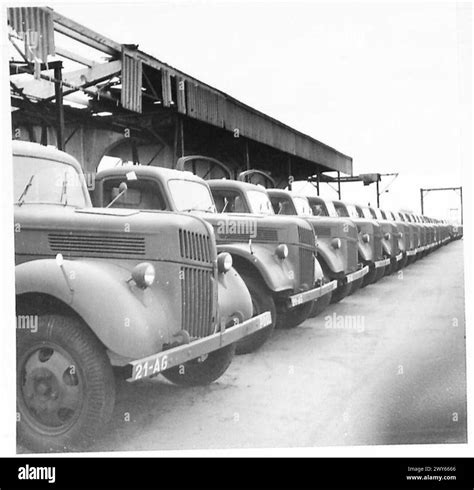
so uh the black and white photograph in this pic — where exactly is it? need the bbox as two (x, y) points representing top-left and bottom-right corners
(0, 0), (471, 466)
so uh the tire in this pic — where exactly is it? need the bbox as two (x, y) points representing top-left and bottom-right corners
(373, 265), (386, 283)
(17, 314), (115, 453)
(348, 276), (364, 295)
(330, 281), (351, 303)
(384, 259), (395, 276)
(361, 265), (377, 287)
(309, 290), (333, 317)
(235, 274), (276, 355)
(276, 301), (314, 329)
(161, 343), (235, 386)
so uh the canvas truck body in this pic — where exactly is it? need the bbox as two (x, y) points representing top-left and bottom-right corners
(92, 165), (325, 345)
(13, 141), (270, 452)
(267, 191), (368, 302)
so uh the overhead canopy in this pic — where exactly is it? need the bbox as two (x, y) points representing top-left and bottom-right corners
(8, 6), (352, 177)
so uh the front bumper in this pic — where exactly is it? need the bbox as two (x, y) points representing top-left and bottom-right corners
(374, 257), (391, 269)
(345, 265), (369, 284)
(128, 311), (272, 381)
(289, 280), (338, 307)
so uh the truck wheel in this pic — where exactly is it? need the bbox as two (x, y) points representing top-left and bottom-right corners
(234, 274), (276, 355)
(330, 281), (351, 303)
(361, 266), (377, 287)
(161, 344), (235, 386)
(348, 276), (364, 295)
(17, 314), (115, 453)
(384, 260), (394, 276)
(276, 301), (313, 329)
(309, 291), (333, 317)
(373, 265), (386, 283)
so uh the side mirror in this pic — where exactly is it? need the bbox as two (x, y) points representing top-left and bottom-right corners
(106, 182), (128, 208)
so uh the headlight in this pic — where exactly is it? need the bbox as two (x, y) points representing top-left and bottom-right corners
(362, 233), (370, 243)
(384, 232), (390, 240)
(275, 244), (289, 259)
(217, 252), (233, 273)
(331, 238), (341, 249)
(132, 262), (155, 288)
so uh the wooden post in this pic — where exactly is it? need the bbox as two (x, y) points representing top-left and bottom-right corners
(54, 63), (64, 150)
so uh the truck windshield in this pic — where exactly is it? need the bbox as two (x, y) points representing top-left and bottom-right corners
(334, 202), (350, 217)
(14, 155), (88, 207)
(247, 190), (274, 215)
(308, 198), (329, 216)
(168, 179), (216, 212)
(270, 196), (295, 215)
(293, 197), (313, 216)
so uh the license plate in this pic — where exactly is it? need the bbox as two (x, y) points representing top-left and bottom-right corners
(132, 354), (169, 381)
(291, 294), (304, 307)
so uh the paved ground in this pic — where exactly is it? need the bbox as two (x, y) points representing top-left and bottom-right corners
(87, 239), (466, 451)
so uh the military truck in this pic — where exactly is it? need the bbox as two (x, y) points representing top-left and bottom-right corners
(93, 160), (332, 352)
(266, 190), (368, 304)
(396, 211), (420, 265)
(207, 178), (337, 317)
(327, 199), (390, 286)
(379, 209), (410, 270)
(13, 141), (271, 452)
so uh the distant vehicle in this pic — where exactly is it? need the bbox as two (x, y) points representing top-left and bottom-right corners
(207, 178), (337, 318)
(326, 199), (391, 286)
(266, 190), (369, 305)
(14, 141), (270, 452)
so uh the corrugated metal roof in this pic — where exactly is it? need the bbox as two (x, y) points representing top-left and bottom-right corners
(8, 7), (55, 63)
(16, 7), (352, 174)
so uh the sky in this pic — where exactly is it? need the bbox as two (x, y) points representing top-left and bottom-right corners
(24, 1), (473, 220)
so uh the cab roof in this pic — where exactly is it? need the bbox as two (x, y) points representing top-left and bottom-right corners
(207, 179), (268, 193)
(96, 165), (207, 184)
(12, 140), (82, 172)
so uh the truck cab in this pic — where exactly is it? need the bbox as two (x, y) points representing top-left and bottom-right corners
(380, 209), (410, 270)
(13, 141), (271, 452)
(267, 191), (368, 303)
(92, 163), (329, 352)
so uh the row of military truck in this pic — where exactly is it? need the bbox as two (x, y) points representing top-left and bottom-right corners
(13, 141), (463, 452)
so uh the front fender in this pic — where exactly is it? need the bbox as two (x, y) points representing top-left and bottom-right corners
(317, 241), (345, 275)
(217, 267), (253, 326)
(358, 241), (373, 263)
(15, 259), (169, 360)
(382, 239), (393, 257)
(217, 243), (295, 293)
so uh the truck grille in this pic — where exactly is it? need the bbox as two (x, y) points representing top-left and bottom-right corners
(179, 229), (212, 263)
(373, 232), (383, 260)
(299, 247), (315, 288)
(48, 233), (145, 256)
(181, 266), (214, 338)
(298, 226), (316, 247)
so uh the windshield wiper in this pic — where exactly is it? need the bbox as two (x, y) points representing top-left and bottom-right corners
(59, 171), (68, 206)
(17, 174), (35, 206)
